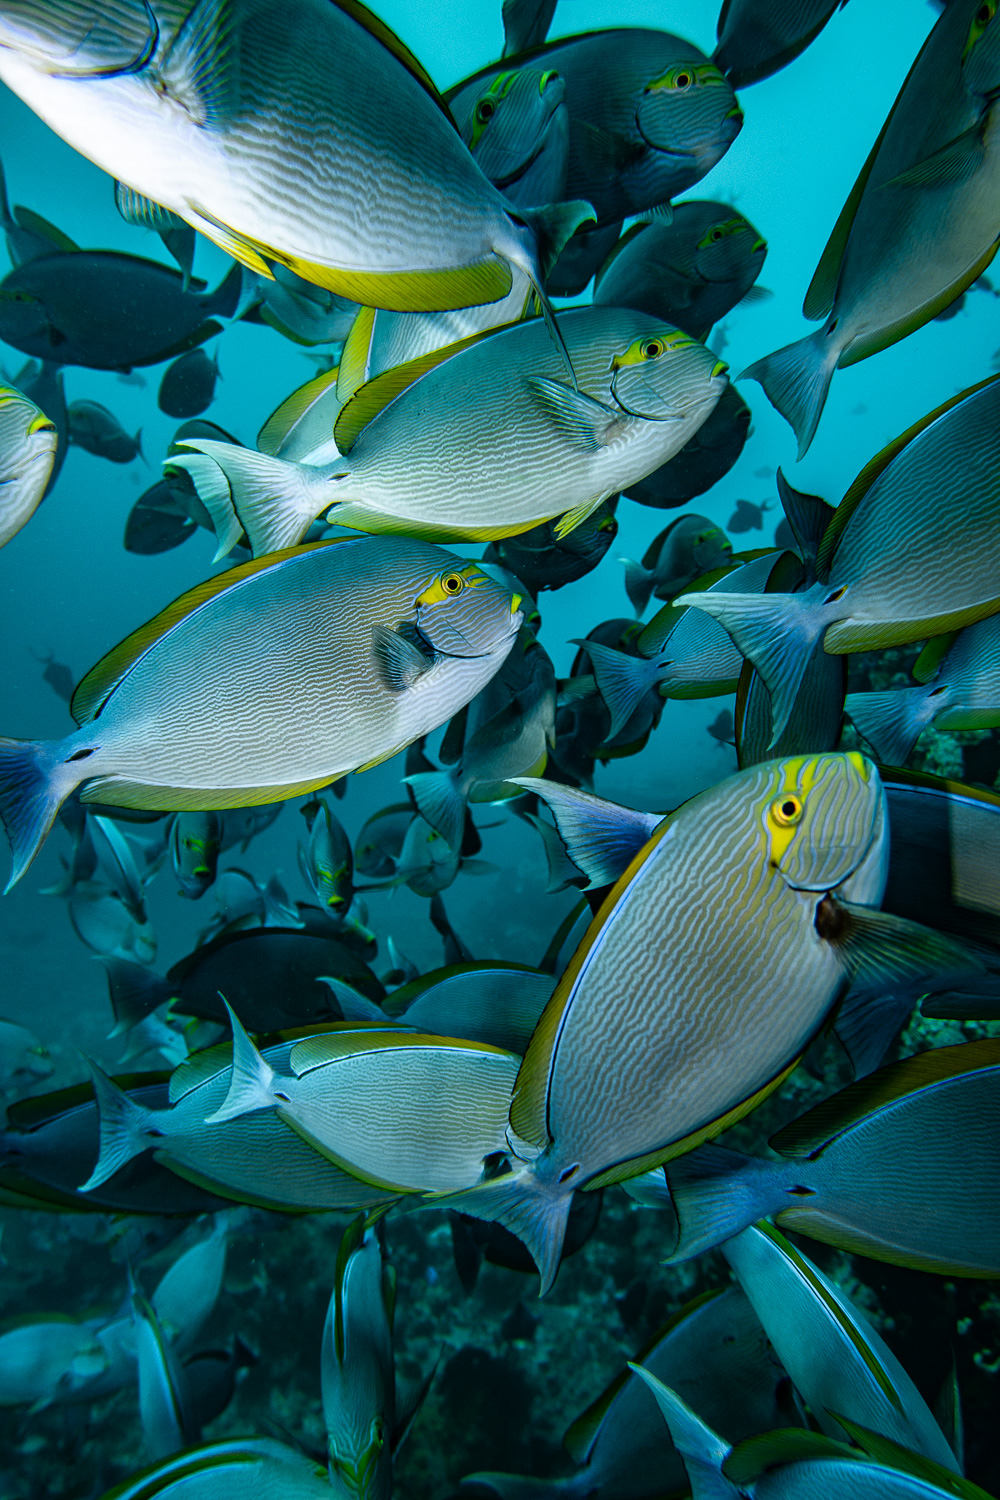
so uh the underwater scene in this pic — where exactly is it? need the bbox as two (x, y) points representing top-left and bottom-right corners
(1, 0), (1000, 1495)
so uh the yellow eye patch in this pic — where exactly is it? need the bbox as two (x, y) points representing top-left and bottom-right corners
(964, 1), (997, 61)
(646, 62), (724, 93)
(416, 564), (484, 606)
(612, 331), (696, 370)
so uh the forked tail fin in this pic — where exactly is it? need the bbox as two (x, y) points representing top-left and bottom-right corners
(621, 558), (654, 617)
(576, 638), (660, 742)
(172, 440), (333, 558)
(844, 685), (939, 768)
(404, 770), (467, 854)
(741, 325), (842, 460)
(79, 1061), (160, 1191)
(444, 1166), (574, 1297)
(627, 1370), (738, 1500)
(0, 736), (81, 892)
(674, 582), (837, 747)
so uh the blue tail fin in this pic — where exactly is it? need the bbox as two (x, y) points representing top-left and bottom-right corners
(627, 1370), (738, 1500)
(0, 736), (79, 892)
(445, 1167), (574, 1298)
(577, 638), (659, 742)
(80, 1061), (159, 1191)
(845, 686), (938, 768)
(621, 558), (654, 617)
(741, 326), (842, 460)
(405, 770), (467, 854)
(664, 1145), (785, 1263)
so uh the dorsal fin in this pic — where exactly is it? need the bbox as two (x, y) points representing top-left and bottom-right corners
(802, 34), (924, 322)
(724, 1427), (862, 1486)
(833, 1417), (993, 1500)
(71, 540), (340, 725)
(333, 0), (458, 126)
(336, 304), (377, 406)
(257, 367), (341, 456)
(816, 374), (1000, 579)
(770, 1038), (1000, 1159)
(290, 1028), (509, 1076)
(913, 630), (959, 684)
(333, 325), (503, 453)
(168, 1041), (236, 1103)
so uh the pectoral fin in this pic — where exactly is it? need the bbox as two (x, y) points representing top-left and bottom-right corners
(525, 377), (620, 452)
(885, 126), (986, 190)
(372, 625), (435, 692)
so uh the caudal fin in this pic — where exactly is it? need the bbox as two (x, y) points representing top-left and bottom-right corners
(405, 770), (467, 853)
(445, 1168), (574, 1298)
(80, 1061), (159, 1191)
(575, 638), (659, 742)
(627, 1370), (737, 1500)
(0, 736), (79, 892)
(204, 998), (277, 1124)
(664, 1145), (782, 1263)
(845, 686), (937, 768)
(164, 452), (244, 561)
(675, 585), (832, 747)
(741, 326), (841, 460)
(100, 957), (173, 1036)
(621, 558), (654, 617)
(173, 440), (330, 558)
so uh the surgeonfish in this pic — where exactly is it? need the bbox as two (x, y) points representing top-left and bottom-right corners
(0, 380), (57, 547)
(406, 626), (556, 851)
(720, 1226), (958, 1469)
(67, 400), (142, 463)
(619, 513), (735, 617)
(101, 924), (383, 1034)
(355, 804), (414, 880)
(0, 252), (241, 370)
(482, 501), (618, 595)
(443, 753), (975, 1293)
(0, 1015), (51, 1094)
(630, 1372), (983, 1500)
(0, 1315), (107, 1406)
(729, 499), (774, 533)
(169, 811), (225, 899)
(714, 1), (850, 88)
(207, 1007), (522, 1198)
(299, 797), (355, 915)
(579, 552), (779, 742)
(742, 0), (1000, 456)
(0, 538), (522, 888)
(463, 1286), (792, 1500)
(322, 1220), (416, 1500)
(656, 1039), (1000, 1278)
(454, 67), (569, 212)
(679, 377), (1000, 745)
(846, 613), (1000, 767)
(157, 348), (221, 420)
(79, 1037), (401, 1213)
(171, 307), (728, 556)
(8, 356), (67, 495)
(0, 0), (582, 362)
(447, 31), (743, 227)
(593, 204), (768, 341)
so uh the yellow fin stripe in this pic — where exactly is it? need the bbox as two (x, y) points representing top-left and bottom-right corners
(258, 367), (341, 456)
(337, 304), (377, 406)
(80, 771), (341, 813)
(71, 540), (341, 725)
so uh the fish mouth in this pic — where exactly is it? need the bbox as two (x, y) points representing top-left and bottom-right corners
(609, 379), (720, 423)
(488, 134), (551, 190)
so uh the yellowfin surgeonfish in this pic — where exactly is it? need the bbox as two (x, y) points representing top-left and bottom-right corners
(0, 380), (57, 548)
(443, 753), (973, 1293)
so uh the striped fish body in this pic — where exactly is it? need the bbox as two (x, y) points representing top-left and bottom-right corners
(914, 612), (1000, 730)
(94, 1437), (332, 1500)
(455, 66), (569, 210)
(56, 540), (519, 808)
(322, 1226), (395, 1500)
(272, 1032), (522, 1194)
(813, 0), (1000, 372)
(774, 1041), (1000, 1276)
(447, 31), (742, 227)
(0, 381), (57, 547)
(514, 754), (884, 1195)
(0, 0), (535, 309)
(818, 376), (1000, 653)
(328, 308), (727, 540)
(641, 552), (782, 694)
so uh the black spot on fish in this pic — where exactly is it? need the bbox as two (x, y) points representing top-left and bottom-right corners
(66, 748), (96, 762)
(815, 893), (848, 941)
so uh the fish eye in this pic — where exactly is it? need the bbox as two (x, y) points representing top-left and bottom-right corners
(475, 96), (496, 124)
(711, 227), (725, 241)
(673, 69), (693, 89)
(641, 338), (664, 359)
(772, 796), (803, 826)
(442, 572), (465, 595)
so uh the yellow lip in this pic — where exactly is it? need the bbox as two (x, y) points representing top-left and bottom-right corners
(511, 594), (523, 615)
(711, 360), (729, 378)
